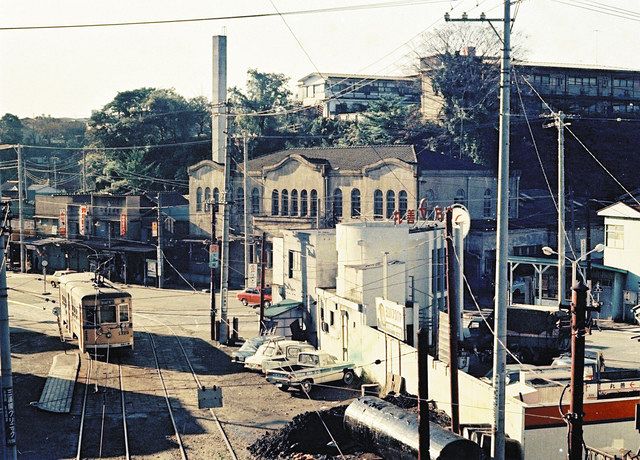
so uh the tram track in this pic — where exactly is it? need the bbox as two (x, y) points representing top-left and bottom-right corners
(76, 353), (130, 460)
(138, 314), (238, 460)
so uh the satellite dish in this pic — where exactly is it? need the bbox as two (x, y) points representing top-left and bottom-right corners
(451, 204), (471, 239)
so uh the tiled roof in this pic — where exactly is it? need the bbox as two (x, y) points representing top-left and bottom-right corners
(247, 145), (417, 172)
(418, 151), (489, 171)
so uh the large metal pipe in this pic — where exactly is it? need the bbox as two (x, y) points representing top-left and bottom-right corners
(344, 397), (482, 460)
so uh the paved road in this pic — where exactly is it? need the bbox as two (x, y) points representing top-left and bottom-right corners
(5, 273), (353, 459)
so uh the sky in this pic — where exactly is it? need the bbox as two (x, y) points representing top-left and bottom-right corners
(0, 0), (638, 119)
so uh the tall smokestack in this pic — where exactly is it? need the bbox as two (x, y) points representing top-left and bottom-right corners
(212, 35), (227, 164)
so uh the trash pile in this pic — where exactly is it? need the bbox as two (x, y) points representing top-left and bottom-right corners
(383, 393), (452, 427)
(248, 405), (362, 459)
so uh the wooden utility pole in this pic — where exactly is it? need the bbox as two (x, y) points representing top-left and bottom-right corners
(243, 133), (250, 286)
(210, 200), (217, 341)
(156, 192), (164, 289)
(568, 280), (588, 460)
(258, 232), (267, 334)
(445, 207), (460, 434)
(17, 145), (25, 273)
(417, 327), (430, 459)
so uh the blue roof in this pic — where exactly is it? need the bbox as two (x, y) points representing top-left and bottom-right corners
(263, 299), (303, 318)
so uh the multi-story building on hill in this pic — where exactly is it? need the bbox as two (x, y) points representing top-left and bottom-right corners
(297, 72), (421, 118)
(420, 47), (640, 120)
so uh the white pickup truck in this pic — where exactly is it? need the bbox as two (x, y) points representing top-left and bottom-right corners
(244, 339), (315, 373)
(265, 351), (357, 394)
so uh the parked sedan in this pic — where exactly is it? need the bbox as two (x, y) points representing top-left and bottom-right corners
(236, 287), (272, 307)
(50, 269), (76, 288)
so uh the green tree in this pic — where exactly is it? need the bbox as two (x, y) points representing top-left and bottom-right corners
(87, 88), (210, 191)
(0, 113), (24, 144)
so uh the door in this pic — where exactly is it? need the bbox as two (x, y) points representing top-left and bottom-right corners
(341, 311), (349, 361)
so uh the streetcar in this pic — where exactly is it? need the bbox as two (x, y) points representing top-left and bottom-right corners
(57, 272), (134, 352)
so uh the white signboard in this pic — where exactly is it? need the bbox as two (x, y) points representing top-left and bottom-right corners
(376, 297), (406, 341)
(247, 263), (259, 288)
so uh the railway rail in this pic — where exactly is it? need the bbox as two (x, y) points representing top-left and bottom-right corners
(76, 354), (130, 460)
(138, 313), (238, 460)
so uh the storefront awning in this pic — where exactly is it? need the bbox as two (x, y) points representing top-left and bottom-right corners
(264, 299), (303, 318)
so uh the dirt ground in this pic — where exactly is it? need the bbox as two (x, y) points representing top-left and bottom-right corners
(7, 274), (356, 459)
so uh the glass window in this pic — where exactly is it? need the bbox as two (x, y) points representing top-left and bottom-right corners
(213, 187), (220, 212)
(300, 190), (308, 216)
(333, 188), (343, 218)
(204, 187), (211, 212)
(119, 304), (129, 322)
(271, 190), (279, 215)
(310, 190), (318, 217)
(99, 305), (116, 323)
(351, 189), (361, 218)
(251, 188), (260, 214)
(291, 189), (299, 216)
(455, 188), (466, 206)
(196, 187), (203, 212)
(484, 188), (492, 217)
(398, 190), (407, 216)
(374, 189), (383, 218)
(85, 306), (96, 326)
(281, 189), (289, 216)
(605, 224), (624, 249)
(386, 190), (395, 218)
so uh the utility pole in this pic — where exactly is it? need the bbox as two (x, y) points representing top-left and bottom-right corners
(259, 232), (267, 334)
(445, 207), (460, 434)
(243, 133), (250, 286)
(446, 6), (512, 457)
(210, 199), (217, 341)
(219, 136), (231, 344)
(568, 280), (588, 460)
(0, 217), (18, 459)
(417, 327), (430, 459)
(17, 146), (25, 273)
(156, 192), (164, 289)
(544, 111), (569, 302)
(82, 150), (87, 192)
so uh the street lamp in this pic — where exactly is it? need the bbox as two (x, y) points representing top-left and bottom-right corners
(542, 243), (605, 289)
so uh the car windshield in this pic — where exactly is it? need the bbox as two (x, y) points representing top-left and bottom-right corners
(299, 354), (319, 366)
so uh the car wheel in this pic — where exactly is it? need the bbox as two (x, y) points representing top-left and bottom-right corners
(300, 379), (313, 395)
(343, 369), (356, 386)
(241, 299), (248, 306)
(264, 301), (271, 308)
(277, 384), (290, 392)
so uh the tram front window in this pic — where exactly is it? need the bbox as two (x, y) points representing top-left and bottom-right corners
(99, 305), (116, 323)
(119, 304), (129, 322)
(85, 307), (96, 326)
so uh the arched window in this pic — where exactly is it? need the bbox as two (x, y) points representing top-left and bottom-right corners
(300, 190), (308, 216)
(251, 188), (260, 214)
(281, 189), (289, 216)
(483, 188), (492, 217)
(236, 187), (244, 213)
(333, 188), (343, 218)
(351, 188), (361, 218)
(386, 190), (396, 218)
(426, 189), (435, 209)
(455, 188), (466, 206)
(204, 187), (211, 212)
(213, 187), (220, 212)
(291, 189), (299, 216)
(196, 187), (203, 212)
(310, 189), (318, 217)
(398, 190), (408, 216)
(374, 189), (383, 218)
(271, 190), (279, 215)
